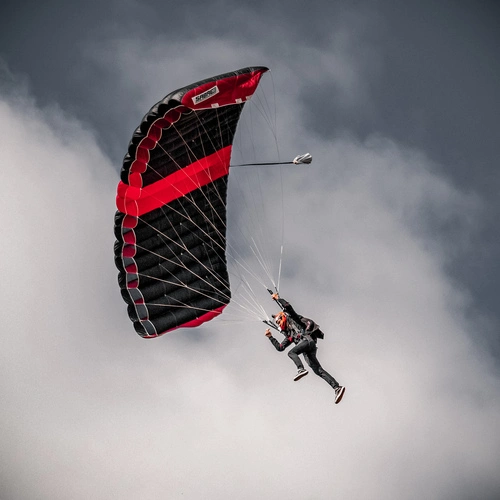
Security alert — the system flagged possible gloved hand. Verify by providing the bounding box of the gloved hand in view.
[265,328,272,337]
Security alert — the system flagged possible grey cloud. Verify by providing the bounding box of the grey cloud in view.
[1,1,500,499]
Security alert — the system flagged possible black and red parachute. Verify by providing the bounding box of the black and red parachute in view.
[114,67,269,337]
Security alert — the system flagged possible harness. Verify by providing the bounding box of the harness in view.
[285,316,313,344]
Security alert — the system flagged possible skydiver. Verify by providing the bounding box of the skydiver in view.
[265,293,346,404]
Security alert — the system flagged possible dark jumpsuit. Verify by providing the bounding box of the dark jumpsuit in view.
[268,298,340,390]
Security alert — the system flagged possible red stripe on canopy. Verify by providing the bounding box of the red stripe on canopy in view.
[142,305,227,338]
[182,68,267,110]
[116,146,231,216]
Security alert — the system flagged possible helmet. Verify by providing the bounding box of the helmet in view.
[274,311,287,331]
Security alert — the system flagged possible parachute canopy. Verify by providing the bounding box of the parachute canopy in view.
[114,67,269,338]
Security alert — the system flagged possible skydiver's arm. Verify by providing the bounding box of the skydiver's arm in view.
[274,296,302,324]
[267,333,292,352]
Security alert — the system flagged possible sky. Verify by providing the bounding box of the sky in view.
[1,1,500,499]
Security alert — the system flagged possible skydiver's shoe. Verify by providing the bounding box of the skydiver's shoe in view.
[334,385,345,404]
[293,368,309,381]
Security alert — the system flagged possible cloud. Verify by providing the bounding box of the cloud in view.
[1,44,500,500]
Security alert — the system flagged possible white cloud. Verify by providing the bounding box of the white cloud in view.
[1,40,499,500]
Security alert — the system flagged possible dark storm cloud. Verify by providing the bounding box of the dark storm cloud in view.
[0,0,370,160]
[298,1,500,344]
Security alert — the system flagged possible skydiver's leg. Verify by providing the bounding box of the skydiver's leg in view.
[288,340,311,381]
[303,346,340,389]
[287,339,310,370]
